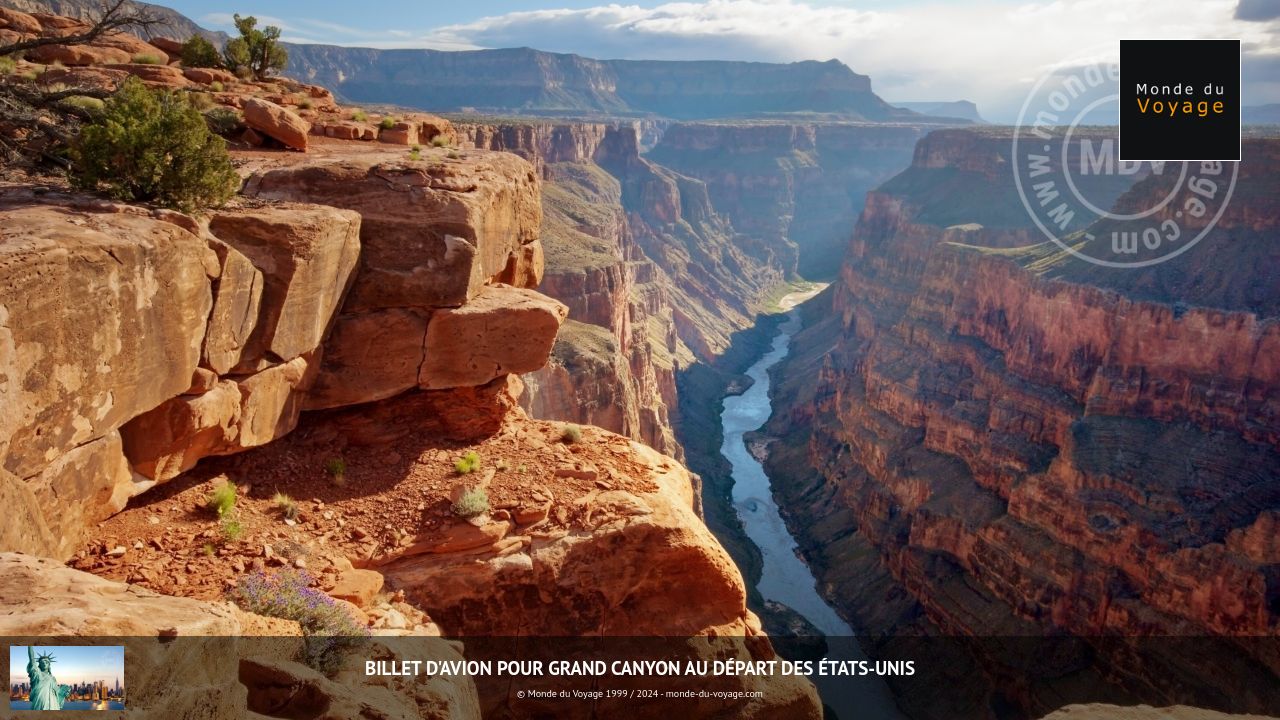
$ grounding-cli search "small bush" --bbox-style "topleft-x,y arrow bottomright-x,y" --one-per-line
209,80 -> 224,92
379,116 -> 396,130
430,134 -> 450,147
231,569 -> 369,672
70,78 -> 239,213
298,98 -> 312,110
454,451 -> 480,475
203,106 -> 243,135
207,482 -> 237,518
220,517 -> 244,542
180,35 -> 222,69
273,492 -> 299,520
351,109 -> 368,122
325,457 -> 347,486
452,486 -> 489,519
132,53 -> 164,65
56,95 -> 105,117
0,56 -> 16,75
560,424 -> 582,444
202,542 -> 216,557
447,150 -> 461,160
408,147 -> 421,161
189,91 -> 214,111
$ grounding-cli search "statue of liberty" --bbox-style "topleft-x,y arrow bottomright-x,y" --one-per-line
26,646 -> 71,710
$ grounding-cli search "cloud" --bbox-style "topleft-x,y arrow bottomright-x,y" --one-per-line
1236,0 -> 1280,21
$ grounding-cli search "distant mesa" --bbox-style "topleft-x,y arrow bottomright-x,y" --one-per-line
1243,103 -> 1280,124
894,100 -> 987,123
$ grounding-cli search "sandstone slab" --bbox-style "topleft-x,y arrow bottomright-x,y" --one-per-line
209,203 -> 361,370
202,239 -> 264,374
242,97 -> 310,151
419,284 -> 567,389
243,154 -> 541,311
0,201 -> 213,481
305,309 -> 428,410
121,356 -> 314,481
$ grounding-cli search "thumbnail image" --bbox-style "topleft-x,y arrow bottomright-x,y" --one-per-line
8,646 -> 125,711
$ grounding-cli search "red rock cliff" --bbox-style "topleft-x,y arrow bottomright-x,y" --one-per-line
766,128 -> 1280,717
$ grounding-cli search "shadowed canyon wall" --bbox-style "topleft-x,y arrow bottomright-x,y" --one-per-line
765,128 -> 1280,718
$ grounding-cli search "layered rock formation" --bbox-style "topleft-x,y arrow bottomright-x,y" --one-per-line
765,128 -> 1280,717
456,120 -> 795,459
0,137 -> 562,559
647,122 -> 927,278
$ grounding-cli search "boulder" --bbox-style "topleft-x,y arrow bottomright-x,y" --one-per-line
103,62 -> 189,88
121,355 -> 314,481
37,65 -> 128,92
244,155 -> 542,311
242,97 -> 310,151
0,7 -> 41,34
305,309 -> 428,410
28,43 -> 130,66
0,200 -> 213,481
379,120 -> 418,146
419,285 -> 567,389
328,568 -> 385,607
148,36 -> 186,56
183,66 -> 237,85
208,204 -> 361,371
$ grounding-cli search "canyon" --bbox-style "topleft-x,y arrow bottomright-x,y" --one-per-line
2,3 -> 1277,720
765,128 -> 1280,718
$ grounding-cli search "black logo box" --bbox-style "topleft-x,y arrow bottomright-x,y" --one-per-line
1119,39 -> 1241,161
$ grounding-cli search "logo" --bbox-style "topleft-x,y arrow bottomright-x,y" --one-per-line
1013,53 -> 1238,268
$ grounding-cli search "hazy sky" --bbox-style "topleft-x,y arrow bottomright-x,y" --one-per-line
8,646 -> 125,687
163,0 -> 1280,121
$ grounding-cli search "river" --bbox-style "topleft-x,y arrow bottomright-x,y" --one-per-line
719,288 -> 904,719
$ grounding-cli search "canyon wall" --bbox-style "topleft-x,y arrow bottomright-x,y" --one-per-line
766,128 -> 1280,718
647,122 -> 926,278
457,120 -> 796,460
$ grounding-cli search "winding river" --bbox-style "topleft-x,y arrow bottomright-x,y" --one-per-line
720,288 -> 903,719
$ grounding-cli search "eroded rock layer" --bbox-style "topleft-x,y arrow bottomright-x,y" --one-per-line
766,128 -> 1280,718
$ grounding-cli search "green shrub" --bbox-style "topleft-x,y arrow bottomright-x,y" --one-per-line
408,146 -> 421,161
223,14 -> 287,81
232,569 -> 369,672
351,109 -> 368,122
69,78 -> 239,213
0,56 -> 16,75
325,457 -> 347,486
209,80 -> 224,92
298,98 -> 312,110
56,95 -> 105,117
220,516 -> 244,541
202,542 -> 216,557
180,35 -> 222,69
203,106 -> 242,135
454,451 -> 480,474
560,424 -> 582,444
447,150 -> 461,160
207,481 -> 237,518
189,91 -> 214,111
379,116 -> 396,130
452,486 -> 489,519
273,492 -> 298,520
430,134 -> 450,147
132,53 -> 164,65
